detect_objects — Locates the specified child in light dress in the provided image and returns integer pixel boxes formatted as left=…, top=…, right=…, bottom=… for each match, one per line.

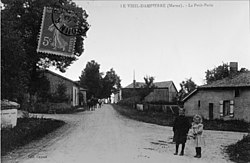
left=191, top=114, right=205, bottom=158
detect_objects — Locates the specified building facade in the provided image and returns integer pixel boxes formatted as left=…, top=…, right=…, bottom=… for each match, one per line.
left=183, top=72, right=250, bottom=122
left=120, top=81, right=178, bottom=103
left=43, top=70, right=87, bottom=106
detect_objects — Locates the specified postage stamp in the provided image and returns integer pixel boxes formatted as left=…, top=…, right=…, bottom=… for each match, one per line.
left=37, top=7, right=76, bottom=57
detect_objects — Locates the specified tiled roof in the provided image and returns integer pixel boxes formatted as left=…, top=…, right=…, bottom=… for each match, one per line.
left=124, top=82, right=144, bottom=88
left=154, top=81, right=173, bottom=88
left=125, top=81, right=173, bottom=88
left=43, top=70, right=87, bottom=90
left=199, top=72, right=250, bottom=88
left=43, top=69, right=78, bottom=85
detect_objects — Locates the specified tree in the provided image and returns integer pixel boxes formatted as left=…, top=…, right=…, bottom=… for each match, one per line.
left=143, top=76, right=155, bottom=89
left=79, top=60, right=102, bottom=99
left=1, top=12, right=29, bottom=101
left=205, top=63, right=229, bottom=84
left=1, top=0, right=89, bottom=102
left=79, top=61, right=122, bottom=99
left=51, top=83, right=69, bottom=103
left=178, top=78, right=197, bottom=101
left=239, top=68, right=249, bottom=73
left=137, top=75, right=156, bottom=101
left=205, top=63, right=249, bottom=84
left=101, top=68, right=121, bottom=98
left=35, top=73, right=51, bottom=102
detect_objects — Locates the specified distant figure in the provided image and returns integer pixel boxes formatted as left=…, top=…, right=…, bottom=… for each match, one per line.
left=87, top=99, right=93, bottom=111
left=191, top=114, right=205, bottom=158
left=98, top=99, right=102, bottom=108
left=87, top=96, right=98, bottom=111
left=173, top=108, right=191, bottom=156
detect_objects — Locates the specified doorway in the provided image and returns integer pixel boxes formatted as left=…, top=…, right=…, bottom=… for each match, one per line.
left=209, top=103, right=214, bottom=120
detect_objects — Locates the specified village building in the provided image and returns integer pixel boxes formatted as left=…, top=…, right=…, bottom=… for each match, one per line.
left=182, top=70, right=250, bottom=122
left=43, top=69, right=87, bottom=106
left=115, top=80, right=178, bottom=103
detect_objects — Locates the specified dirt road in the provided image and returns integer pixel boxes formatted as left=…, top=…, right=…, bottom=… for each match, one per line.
left=2, top=104, right=247, bottom=163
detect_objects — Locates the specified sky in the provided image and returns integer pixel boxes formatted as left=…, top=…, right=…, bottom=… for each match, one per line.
left=49, top=0, right=250, bottom=90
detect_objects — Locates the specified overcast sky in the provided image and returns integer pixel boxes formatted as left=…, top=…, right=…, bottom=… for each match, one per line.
left=50, top=0, right=250, bottom=90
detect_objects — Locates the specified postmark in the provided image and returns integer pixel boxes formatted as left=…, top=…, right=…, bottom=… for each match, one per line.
left=51, top=7, right=85, bottom=36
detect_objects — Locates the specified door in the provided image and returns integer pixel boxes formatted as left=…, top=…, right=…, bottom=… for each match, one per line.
left=209, top=103, right=213, bottom=120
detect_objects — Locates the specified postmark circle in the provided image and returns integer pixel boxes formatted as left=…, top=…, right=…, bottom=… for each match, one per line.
left=51, top=2, right=85, bottom=36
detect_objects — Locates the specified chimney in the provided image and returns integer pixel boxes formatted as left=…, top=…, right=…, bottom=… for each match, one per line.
left=133, top=79, right=136, bottom=89
left=229, top=62, right=238, bottom=74
left=133, top=70, right=136, bottom=89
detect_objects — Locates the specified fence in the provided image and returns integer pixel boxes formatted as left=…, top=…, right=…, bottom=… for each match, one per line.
left=136, top=103, right=179, bottom=115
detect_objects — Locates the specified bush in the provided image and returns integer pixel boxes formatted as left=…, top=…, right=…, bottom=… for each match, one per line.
left=33, top=102, right=50, bottom=113
left=226, top=133, right=250, bottom=163
left=202, top=119, right=250, bottom=132
left=117, top=96, right=141, bottom=107
left=113, top=104, right=176, bottom=126
left=32, top=102, right=75, bottom=114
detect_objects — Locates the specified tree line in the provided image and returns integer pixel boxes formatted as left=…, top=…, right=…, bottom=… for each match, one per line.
left=79, top=60, right=121, bottom=100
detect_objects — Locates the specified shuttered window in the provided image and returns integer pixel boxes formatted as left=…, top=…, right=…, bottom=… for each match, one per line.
left=219, top=100, right=234, bottom=117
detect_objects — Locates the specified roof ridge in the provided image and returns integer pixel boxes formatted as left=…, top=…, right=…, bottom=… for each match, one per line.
left=200, top=71, right=250, bottom=88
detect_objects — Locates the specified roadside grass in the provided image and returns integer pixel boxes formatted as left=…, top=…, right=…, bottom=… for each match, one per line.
left=1, top=117, right=65, bottom=156
left=226, top=134, right=250, bottom=163
left=113, top=104, right=250, bottom=132
left=113, top=104, right=175, bottom=126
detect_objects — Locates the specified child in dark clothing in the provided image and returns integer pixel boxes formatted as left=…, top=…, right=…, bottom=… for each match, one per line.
left=173, top=108, right=191, bottom=156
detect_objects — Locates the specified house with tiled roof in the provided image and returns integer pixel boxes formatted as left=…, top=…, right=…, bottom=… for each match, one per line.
left=182, top=71, right=250, bottom=122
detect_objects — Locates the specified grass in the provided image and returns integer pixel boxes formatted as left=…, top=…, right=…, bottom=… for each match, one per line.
left=113, top=104, right=175, bottom=126
left=113, top=104, right=250, bottom=132
left=1, top=117, right=65, bottom=156
left=226, top=134, right=250, bottom=163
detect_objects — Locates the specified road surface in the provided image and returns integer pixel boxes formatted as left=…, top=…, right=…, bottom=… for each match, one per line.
left=2, top=104, right=247, bottom=163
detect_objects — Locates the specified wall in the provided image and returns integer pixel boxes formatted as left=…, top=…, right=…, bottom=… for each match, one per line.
left=144, top=89, right=169, bottom=102
left=72, top=86, right=79, bottom=106
left=169, top=83, right=177, bottom=102
left=44, top=72, right=75, bottom=105
left=80, top=90, right=87, bottom=105
left=234, top=89, right=250, bottom=122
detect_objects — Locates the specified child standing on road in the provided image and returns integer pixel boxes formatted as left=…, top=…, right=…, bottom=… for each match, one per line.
left=173, top=108, right=191, bottom=156
left=191, top=114, right=205, bottom=158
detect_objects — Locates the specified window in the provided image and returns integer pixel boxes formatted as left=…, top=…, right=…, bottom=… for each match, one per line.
left=198, top=100, right=200, bottom=108
left=235, top=89, right=240, bottom=97
left=220, top=100, right=234, bottom=117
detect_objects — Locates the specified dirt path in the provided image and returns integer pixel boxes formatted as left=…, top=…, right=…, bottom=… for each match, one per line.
left=2, top=104, right=247, bottom=163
